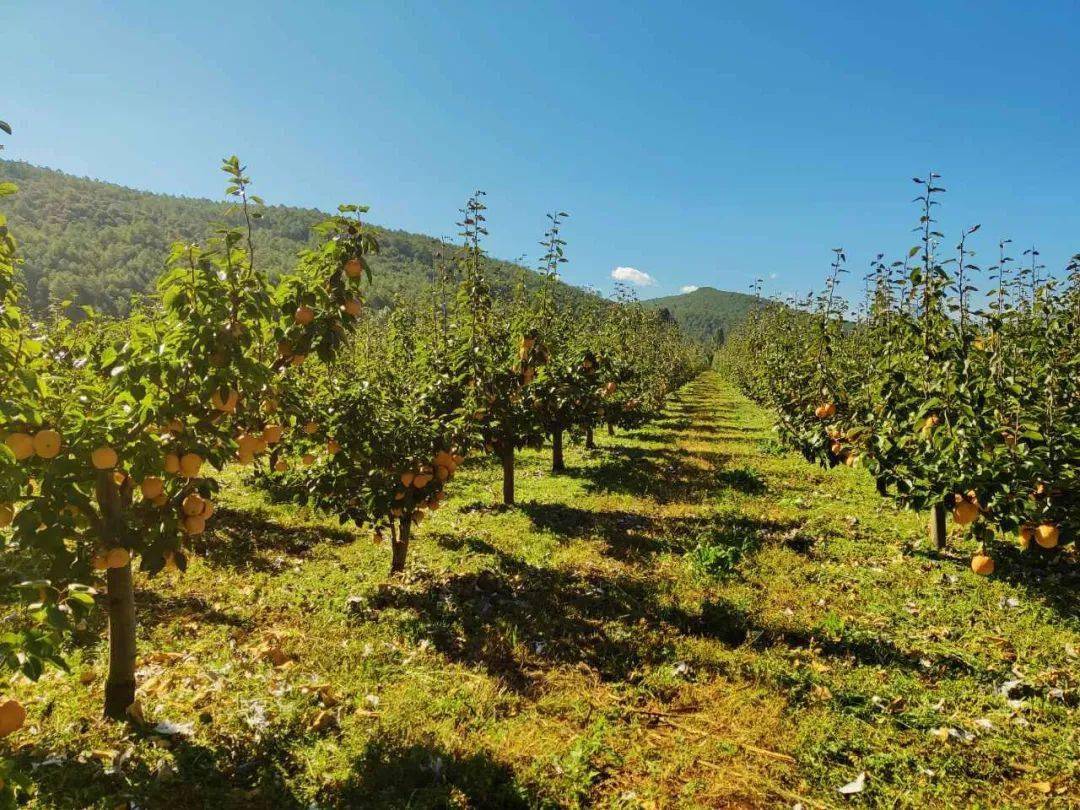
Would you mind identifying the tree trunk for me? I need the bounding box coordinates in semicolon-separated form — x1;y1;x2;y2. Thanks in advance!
607;422;615;437
930;502;947;550
501;443;515;506
96;472;137;720
104;563;137;719
391;514;411;574
585;426;595;450
551;428;565;473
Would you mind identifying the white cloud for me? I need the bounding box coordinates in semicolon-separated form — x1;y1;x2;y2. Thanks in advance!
769;273;778;280
680;285;699;294
611;266;656;287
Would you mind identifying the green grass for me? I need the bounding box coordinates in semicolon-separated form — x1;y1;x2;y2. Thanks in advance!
3;372;1078;808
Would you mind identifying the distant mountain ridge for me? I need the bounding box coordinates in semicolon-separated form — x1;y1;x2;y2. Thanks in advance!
641;286;762;344
0;159;579;315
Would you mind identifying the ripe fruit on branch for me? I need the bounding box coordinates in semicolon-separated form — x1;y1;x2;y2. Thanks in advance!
301;453;316;467
343;298;362;317
140;477;164;500
814;403;837;419
302;422;319;435
33;429;62;459
0;699;27;737
327;439;341;454
181;493;205;516
1018;525;1034;549
179;453;203;478
211;387;239;413
91;446;119;470
344;258;364;278
952;496;979;525
261;424;283;445
970;553;994;576
5;432;34;461
274;458;289;472
237;433;262;457
164;453;181;474
1035;524;1059;549
183;514;206;535
104;547;130;569
294;305;315;326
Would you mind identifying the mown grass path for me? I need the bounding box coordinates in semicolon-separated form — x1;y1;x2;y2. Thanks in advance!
8;372;1078;808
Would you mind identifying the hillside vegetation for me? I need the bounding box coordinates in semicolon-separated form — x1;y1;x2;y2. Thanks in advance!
642;286;762;345
0;160;564;315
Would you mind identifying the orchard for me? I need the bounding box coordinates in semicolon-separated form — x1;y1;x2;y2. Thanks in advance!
1;127;700;801
721;173;1078;575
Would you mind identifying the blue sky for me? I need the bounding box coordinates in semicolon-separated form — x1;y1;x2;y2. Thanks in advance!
5;1;1079;301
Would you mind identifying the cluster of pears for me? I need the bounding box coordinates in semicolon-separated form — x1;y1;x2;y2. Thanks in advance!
393;449;465;522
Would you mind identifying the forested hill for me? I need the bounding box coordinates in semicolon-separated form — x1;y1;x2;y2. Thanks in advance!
0;159;564;315
641;286;762;345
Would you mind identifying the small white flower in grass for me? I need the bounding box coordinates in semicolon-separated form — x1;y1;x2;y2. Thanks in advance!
837;771;866;794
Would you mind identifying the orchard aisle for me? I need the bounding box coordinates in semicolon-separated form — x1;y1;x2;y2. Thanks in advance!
12;373;1078;808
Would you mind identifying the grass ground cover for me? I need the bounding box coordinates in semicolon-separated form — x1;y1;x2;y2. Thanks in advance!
3;372;1077;808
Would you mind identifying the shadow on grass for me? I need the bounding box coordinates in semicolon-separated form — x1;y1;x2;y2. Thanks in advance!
518;501;667;559
366;530;809;692
329;737;533;809
911;542;1080;630
566;445;722;503
690;596;978;677
908;544;1079;625
565;444;765;503
192;507;356;573
989;547;1079;624
19;729;306;810
137;590;252;630
368;535;720;691
20;719;530;810
623;429;683;444
519;501;794;568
